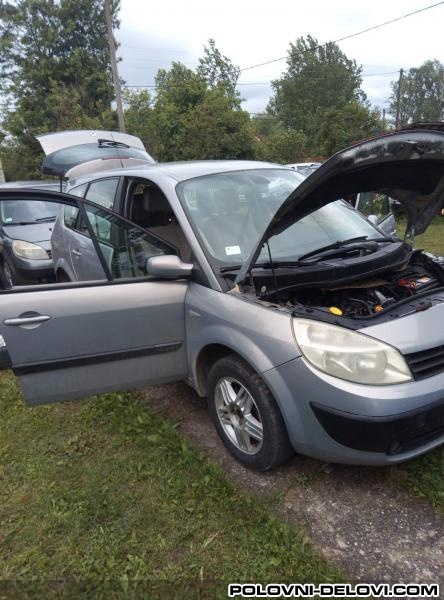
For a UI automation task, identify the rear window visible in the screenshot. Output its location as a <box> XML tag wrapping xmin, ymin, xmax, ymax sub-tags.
<box><xmin>43</xmin><ymin>144</ymin><xmax>152</xmax><ymax>176</ymax></box>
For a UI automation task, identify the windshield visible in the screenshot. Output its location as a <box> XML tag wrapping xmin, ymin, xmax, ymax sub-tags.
<box><xmin>177</xmin><ymin>169</ymin><xmax>383</xmax><ymax>266</ymax></box>
<box><xmin>0</xmin><ymin>200</ymin><xmax>59</xmax><ymax>224</ymax></box>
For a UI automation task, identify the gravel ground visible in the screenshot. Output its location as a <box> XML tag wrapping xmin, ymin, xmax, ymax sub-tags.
<box><xmin>142</xmin><ymin>382</ymin><xmax>444</xmax><ymax>585</ymax></box>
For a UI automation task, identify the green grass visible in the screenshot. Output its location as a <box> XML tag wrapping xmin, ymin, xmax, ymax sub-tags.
<box><xmin>0</xmin><ymin>373</ymin><xmax>343</xmax><ymax>599</ymax></box>
<box><xmin>405</xmin><ymin>216</ymin><xmax>444</xmax><ymax>256</ymax></box>
<box><xmin>392</xmin><ymin>452</ymin><xmax>444</xmax><ymax>511</ymax></box>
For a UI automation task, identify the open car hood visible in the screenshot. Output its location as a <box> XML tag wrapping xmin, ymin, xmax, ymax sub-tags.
<box><xmin>36</xmin><ymin>130</ymin><xmax>155</xmax><ymax>178</ymax></box>
<box><xmin>236</xmin><ymin>128</ymin><xmax>444</xmax><ymax>284</ymax></box>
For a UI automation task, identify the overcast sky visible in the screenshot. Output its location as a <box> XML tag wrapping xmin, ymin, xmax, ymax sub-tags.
<box><xmin>117</xmin><ymin>0</ymin><xmax>444</xmax><ymax>115</ymax></box>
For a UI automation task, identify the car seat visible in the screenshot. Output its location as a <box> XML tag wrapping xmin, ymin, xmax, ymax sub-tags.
<box><xmin>140</xmin><ymin>187</ymin><xmax>192</xmax><ymax>261</ymax></box>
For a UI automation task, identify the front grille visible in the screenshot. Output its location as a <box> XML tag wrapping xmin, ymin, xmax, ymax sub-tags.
<box><xmin>405</xmin><ymin>344</ymin><xmax>444</xmax><ymax>380</ymax></box>
<box><xmin>47</xmin><ymin>249</ymin><xmax>52</xmax><ymax>259</ymax></box>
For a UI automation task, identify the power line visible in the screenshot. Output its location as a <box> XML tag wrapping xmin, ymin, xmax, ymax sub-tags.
<box><xmin>119</xmin><ymin>55</ymin><xmax>199</xmax><ymax>66</ymax></box>
<box><xmin>121</xmin><ymin>69</ymin><xmax>401</xmax><ymax>90</ymax></box>
<box><xmin>123</xmin><ymin>45</ymin><xmax>199</xmax><ymax>56</ymax></box>
<box><xmin>239</xmin><ymin>1</ymin><xmax>444</xmax><ymax>73</ymax></box>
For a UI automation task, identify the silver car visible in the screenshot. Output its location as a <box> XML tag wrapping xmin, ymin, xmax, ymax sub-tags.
<box><xmin>1</xmin><ymin>127</ymin><xmax>444</xmax><ymax>471</ymax></box>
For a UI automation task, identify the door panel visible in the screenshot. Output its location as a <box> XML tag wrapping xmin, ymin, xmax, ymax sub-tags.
<box><xmin>70</xmin><ymin>230</ymin><xmax>106</xmax><ymax>281</ymax></box>
<box><xmin>0</xmin><ymin>280</ymin><xmax>188</xmax><ymax>405</ymax></box>
<box><xmin>0</xmin><ymin>189</ymin><xmax>189</xmax><ymax>406</ymax></box>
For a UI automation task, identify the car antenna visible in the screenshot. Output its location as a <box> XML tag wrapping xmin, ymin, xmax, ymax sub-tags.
<box><xmin>265</xmin><ymin>240</ymin><xmax>281</xmax><ymax>303</ymax></box>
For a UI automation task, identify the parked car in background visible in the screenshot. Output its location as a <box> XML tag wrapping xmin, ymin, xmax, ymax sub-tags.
<box><xmin>287</xmin><ymin>162</ymin><xmax>322</xmax><ymax>176</ymax></box>
<box><xmin>288</xmin><ymin>162</ymin><xmax>397</xmax><ymax>235</ymax></box>
<box><xmin>0</xmin><ymin>130</ymin><xmax>154</xmax><ymax>286</ymax></box>
<box><xmin>0</xmin><ymin>183</ymin><xmax>61</xmax><ymax>285</ymax></box>
<box><xmin>0</xmin><ymin>180</ymin><xmax>64</xmax><ymax>192</ymax></box>
<box><xmin>1</xmin><ymin>128</ymin><xmax>444</xmax><ymax>471</ymax></box>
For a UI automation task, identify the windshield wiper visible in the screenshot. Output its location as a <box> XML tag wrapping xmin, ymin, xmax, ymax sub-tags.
<box><xmin>35</xmin><ymin>216</ymin><xmax>56</xmax><ymax>222</ymax></box>
<box><xmin>98</xmin><ymin>138</ymin><xmax>130</xmax><ymax>149</ymax></box>
<box><xmin>220</xmin><ymin>260</ymin><xmax>304</xmax><ymax>273</ymax></box>
<box><xmin>3</xmin><ymin>221</ymin><xmax>36</xmax><ymax>226</ymax></box>
<box><xmin>220</xmin><ymin>264</ymin><xmax>243</xmax><ymax>273</ymax></box>
<box><xmin>297</xmin><ymin>236</ymin><xmax>395</xmax><ymax>262</ymax></box>
<box><xmin>219</xmin><ymin>236</ymin><xmax>396</xmax><ymax>274</ymax></box>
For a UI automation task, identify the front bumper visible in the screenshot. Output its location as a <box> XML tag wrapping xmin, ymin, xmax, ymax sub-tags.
<box><xmin>13</xmin><ymin>257</ymin><xmax>54</xmax><ymax>283</ymax></box>
<box><xmin>262</xmin><ymin>356</ymin><xmax>444</xmax><ymax>465</ymax></box>
<box><xmin>311</xmin><ymin>400</ymin><xmax>444</xmax><ymax>455</ymax></box>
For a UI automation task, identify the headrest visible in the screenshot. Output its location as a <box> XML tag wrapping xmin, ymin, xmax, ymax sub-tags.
<box><xmin>142</xmin><ymin>187</ymin><xmax>169</xmax><ymax>212</ymax></box>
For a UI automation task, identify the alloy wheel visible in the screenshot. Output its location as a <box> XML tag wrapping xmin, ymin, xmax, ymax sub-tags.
<box><xmin>214</xmin><ymin>377</ymin><xmax>264</xmax><ymax>455</ymax></box>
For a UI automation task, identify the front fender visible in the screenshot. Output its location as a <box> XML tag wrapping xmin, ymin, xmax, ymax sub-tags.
<box><xmin>53</xmin><ymin>256</ymin><xmax>76</xmax><ymax>282</ymax></box>
<box><xmin>185</xmin><ymin>283</ymin><xmax>299</xmax><ymax>391</ymax></box>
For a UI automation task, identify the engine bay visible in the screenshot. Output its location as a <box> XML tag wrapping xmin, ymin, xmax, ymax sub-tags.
<box><xmin>246</xmin><ymin>250</ymin><xmax>444</xmax><ymax>322</ymax></box>
<box><xmin>285</xmin><ymin>267</ymin><xmax>439</xmax><ymax>318</ymax></box>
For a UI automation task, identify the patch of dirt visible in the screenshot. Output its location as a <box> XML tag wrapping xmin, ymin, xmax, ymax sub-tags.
<box><xmin>141</xmin><ymin>382</ymin><xmax>444</xmax><ymax>584</ymax></box>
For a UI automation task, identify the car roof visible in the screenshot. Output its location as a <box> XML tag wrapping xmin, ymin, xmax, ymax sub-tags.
<box><xmin>0</xmin><ymin>180</ymin><xmax>63</xmax><ymax>190</ymax></box>
<box><xmin>67</xmin><ymin>160</ymin><xmax>288</xmax><ymax>188</ymax></box>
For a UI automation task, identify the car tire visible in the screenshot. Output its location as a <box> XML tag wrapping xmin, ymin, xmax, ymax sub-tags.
<box><xmin>207</xmin><ymin>355</ymin><xmax>294</xmax><ymax>471</ymax></box>
<box><xmin>56</xmin><ymin>270</ymin><xmax>71</xmax><ymax>283</ymax></box>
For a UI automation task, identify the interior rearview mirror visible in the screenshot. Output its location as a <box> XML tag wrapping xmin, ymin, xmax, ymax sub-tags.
<box><xmin>146</xmin><ymin>255</ymin><xmax>193</xmax><ymax>279</ymax></box>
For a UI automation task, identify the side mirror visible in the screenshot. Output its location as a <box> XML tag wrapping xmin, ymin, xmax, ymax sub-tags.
<box><xmin>146</xmin><ymin>255</ymin><xmax>193</xmax><ymax>279</ymax></box>
<box><xmin>367</xmin><ymin>214</ymin><xmax>379</xmax><ymax>225</ymax></box>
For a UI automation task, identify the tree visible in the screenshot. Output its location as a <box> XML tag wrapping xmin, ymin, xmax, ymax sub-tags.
<box><xmin>0</xmin><ymin>0</ymin><xmax>118</xmax><ymax>179</ymax></box>
<box><xmin>267</xmin><ymin>35</ymin><xmax>366</xmax><ymax>147</ymax></box>
<box><xmin>316</xmin><ymin>102</ymin><xmax>382</xmax><ymax>157</ymax></box>
<box><xmin>389</xmin><ymin>60</ymin><xmax>444</xmax><ymax>126</ymax></box>
<box><xmin>123</xmin><ymin>89</ymin><xmax>154</xmax><ymax>146</ymax></box>
<box><xmin>251</xmin><ymin>116</ymin><xmax>308</xmax><ymax>163</ymax></box>
<box><xmin>125</xmin><ymin>46</ymin><xmax>255</xmax><ymax>162</ymax></box>
<box><xmin>262</xmin><ymin>129</ymin><xmax>308</xmax><ymax>164</ymax></box>
<box><xmin>197</xmin><ymin>38</ymin><xmax>240</xmax><ymax>101</ymax></box>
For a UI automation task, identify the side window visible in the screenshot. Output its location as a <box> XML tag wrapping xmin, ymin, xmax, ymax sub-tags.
<box><xmin>85</xmin><ymin>178</ymin><xmax>119</xmax><ymax>209</ymax></box>
<box><xmin>356</xmin><ymin>192</ymin><xmax>390</xmax><ymax>218</ymax></box>
<box><xmin>84</xmin><ymin>203</ymin><xmax>177</xmax><ymax>280</ymax></box>
<box><xmin>68</xmin><ymin>183</ymin><xmax>88</xmax><ymax>198</ymax></box>
<box><xmin>63</xmin><ymin>205</ymin><xmax>80</xmax><ymax>229</ymax></box>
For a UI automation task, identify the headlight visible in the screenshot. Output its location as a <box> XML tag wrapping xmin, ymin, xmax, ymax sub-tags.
<box><xmin>292</xmin><ymin>318</ymin><xmax>412</xmax><ymax>385</ymax></box>
<box><xmin>12</xmin><ymin>240</ymin><xmax>49</xmax><ymax>260</ymax></box>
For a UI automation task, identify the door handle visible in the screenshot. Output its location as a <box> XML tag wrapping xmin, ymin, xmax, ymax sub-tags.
<box><xmin>72</xmin><ymin>249</ymin><xmax>82</xmax><ymax>257</ymax></box>
<box><xmin>4</xmin><ymin>315</ymin><xmax>51</xmax><ymax>327</ymax></box>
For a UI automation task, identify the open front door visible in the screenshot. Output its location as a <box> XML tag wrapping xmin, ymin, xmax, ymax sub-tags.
<box><xmin>0</xmin><ymin>190</ymin><xmax>188</xmax><ymax>405</ymax></box>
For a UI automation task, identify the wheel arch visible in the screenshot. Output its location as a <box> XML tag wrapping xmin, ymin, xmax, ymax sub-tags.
<box><xmin>53</xmin><ymin>255</ymin><xmax>75</xmax><ymax>282</ymax></box>
<box><xmin>195</xmin><ymin>343</ymin><xmax>254</xmax><ymax>397</ymax></box>
<box><xmin>192</xmin><ymin>339</ymin><xmax>301</xmax><ymax>454</ymax></box>
<box><xmin>55</xmin><ymin>267</ymin><xmax>71</xmax><ymax>283</ymax></box>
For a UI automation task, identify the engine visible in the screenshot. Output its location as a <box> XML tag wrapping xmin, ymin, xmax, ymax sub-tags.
<box><xmin>285</xmin><ymin>267</ymin><xmax>440</xmax><ymax>318</ymax></box>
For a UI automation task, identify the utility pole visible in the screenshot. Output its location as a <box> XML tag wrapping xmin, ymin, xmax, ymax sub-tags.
<box><xmin>382</xmin><ymin>108</ymin><xmax>386</xmax><ymax>131</ymax></box>
<box><xmin>440</xmin><ymin>68</ymin><xmax>444</xmax><ymax>121</ymax></box>
<box><xmin>395</xmin><ymin>68</ymin><xmax>403</xmax><ymax>129</ymax></box>
<box><xmin>104</xmin><ymin>0</ymin><xmax>125</xmax><ymax>132</ymax></box>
